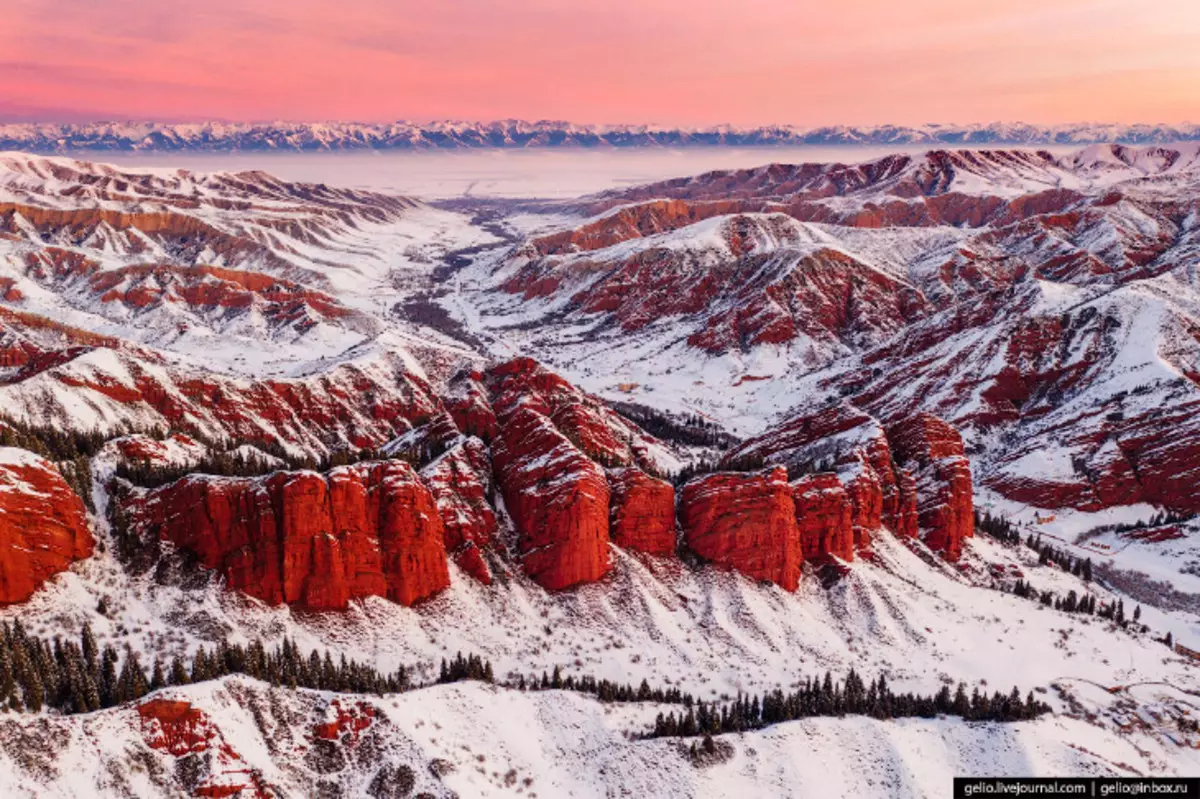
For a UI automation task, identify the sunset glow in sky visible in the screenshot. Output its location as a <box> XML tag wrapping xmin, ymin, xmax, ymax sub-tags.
<box><xmin>3</xmin><ymin>0</ymin><xmax>1199</xmax><ymax>125</ymax></box>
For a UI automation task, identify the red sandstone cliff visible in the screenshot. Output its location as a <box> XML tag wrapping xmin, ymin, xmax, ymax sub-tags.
<box><xmin>607</xmin><ymin>467</ymin><xmax>676</xmax><ymax>556</ymax></box>
<box><xmin>421</xmin><ymin>438</ymin><xmax>498</xmax><ymax>584</ymax></box>
<box><xmin>886</xmin><ymin>414</ymin><xmax>975</xmax><ymax>561</ymax></box>
<box><xmin>679</xmin><ymin>467</ymin><xmax>801</xmax><ymax>591</ymax></box>
<box><xmin>791</xmin><ymin>473</ymin><xmax>855</xmax><ymax>563</ymax></box>
<box><xmin>489</xmin><ymin>406</ymin><xmax>612</xmax><ymax>590</ymax></box>
<box><xmin>0</xmin><ymin>448</ymin><xmax>94</xmax><ymax>604</ymax></box>
<box><xmin>124</xmin><ymin>460</ymin><xmax>449</xmax><ymax>610</ymax></box>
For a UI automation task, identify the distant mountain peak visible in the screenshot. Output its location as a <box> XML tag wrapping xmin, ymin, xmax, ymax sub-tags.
<box><xmin>1</xmin><ymin>120</ymin><xmax>1198</xmax><ymax>152</ymax></box>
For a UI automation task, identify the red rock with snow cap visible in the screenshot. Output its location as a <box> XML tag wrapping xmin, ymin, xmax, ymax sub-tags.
<box><xmin>885</xmin><ymin>414</ymin><xmax>975</xmax><ymax>560</ymax></box>
<box><xmin>791</xmin><ymin>473</ymin><xmax>855</xmax><ymax>562</ymax></box>
<box><xmin>421</xmin><ymin>437</ymin><xmax>498</xmax><ymax>584</ymax></box>
<box><xmin>490</xmin><ymin>405</ymin><xmax>612</xmax><ymax>590</ymax></box>
<box><xmin>679</xmin><ymin>466</ymin><xmax>800</xmax><ymax>591</ymax></box>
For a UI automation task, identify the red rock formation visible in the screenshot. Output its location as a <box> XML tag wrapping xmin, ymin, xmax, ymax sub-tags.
<box><xmin>124</xmin><ymin>461</ymin><xmax>449</xmax><ymax>609</ymax></box>
<box><xmin>886</xmin><ymin>414</ymin><xmax>975</xmax><ymax>560</ymax></box>
<box><xmin>490</xmin><ymin>406</ymin><xmax>612</xmax><ymax>590</ymax></box>
<box><xmin>891</xmin><ymin>466</ymin><xmax>920</xmax><ymax>539</ymax></box>
<box><xmin>137</xmin><ymin>698</ymin><xmax>271</xmax><ymax>799</ymax></box>
<box><xmin>607</xmin><ymin>467</ymin><xmax>676</xmax><ymax>556</ymax></box>
<box><xmin>138</xmin><ymin>699</ymin><xmax>214</xmax><ymax>757</ymax></box>
<box><xmin>679</xmin><ymin>467</ymin><xmax>800</xmax><ymax>591</ymax></box>
<box><xmin>445</xmin><ymin>369</ymin><xmax>498</xmax><ymax>441</ymax></box>
<box><xmin>724</xmin><ymin>402</ymin><xmax>913</xmax><ymax>546</ymax></box>
<box><xmin>484</xmin><ymin>357</ymin><xmax>658</xmax><ymax>470</ymax></box>
<box><xmin>791</xmin><ymin>473</ymin><xmax>855</xmax><ymax>562</ymax></box>
<box><xmin>0</xmin><ymin>448</ymin><xmax>93</xmax><ymax>604</ymax></box>
<box><xmin>312</xmin><ymin>700</ymin><xmax>377</xmax><ymax>743</ymax></box>
<box><xmin>421</xmin><ymin>438</ymin><xmax>497</xmax><ymax>584</ymax></box>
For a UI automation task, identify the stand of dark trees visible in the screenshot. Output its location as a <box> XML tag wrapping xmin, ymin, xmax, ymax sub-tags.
<box><xmin>1025</xmin><ymin>535</ymin><xmax>1093</xmax><ymax>582</ymax></box>
<box><xmin>608</xmin><ymin>401</ymin><xmax>740</xmax><ymax>450</ymax></box>
<box><xmin>973</xmin><ymin>510</ymin><xmax>1094</xmax><ymax>582</ymax></box>
<box><xmin>0</xmin><ymin>622</ymin><xmax>411</xmax><ymax>715</ymax></box>
<box><xmin>975</xmin><ymin>510</ymin><xmax>1022</xmax><ymax>545</ymax></box>
<box><xmin>672</xmin><ymin>454</ymin><xmax>768</xmax><ymax>487</ymax></box>
<box><xmin>646</xmin><ymin>669</ymin><xmax>1050</xmax><ymax>738</ymax></box>
<box><xmin>1</xmin><ymin>626</ymin><xmax>1051</xmax><ymax>742</ymax></box>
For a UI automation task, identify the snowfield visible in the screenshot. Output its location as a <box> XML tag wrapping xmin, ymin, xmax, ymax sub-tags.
<box><xmin>0</xmin><ymin>675</ymin><xmax>1194</xmax><ymax>799</ymax></box>
<box><xmin>1</xmin><ymin>144</ymin><xmax>1199</xmax><ymax>797</ymax></box>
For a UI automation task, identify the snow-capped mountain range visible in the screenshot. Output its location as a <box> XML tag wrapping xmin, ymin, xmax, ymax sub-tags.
<box><xmin>0</xmin><ymin>144</ymin><xmax>1199</xmax><ymax>797</ymax></box>
<box><xmin>1</xmin><ymin>120</ymin><xmax>1199</xmax><ymax>152</ymax></box>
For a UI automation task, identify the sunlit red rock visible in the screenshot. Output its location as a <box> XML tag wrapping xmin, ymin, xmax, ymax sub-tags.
<box><xmin>607</xmin><ymin>467</ymin><xmax>676</xmax><ymax>556</ymax></box>
<box><xmin>679</xmin><ymin>466</ymin><xmax>800</xmax><ymax>591</ymax></box>
<box><xmin>421</xmin><ymin>437</ymin><xmax>498</xmax><ymax>584</ymax></box>
<box><xmin>723</xmin><ymin>402</ymin><xmax>912</xmax><ymax>547</ymax></box>
<box><xmin>0</xmin><ymin>448</ymin><xmax>93</xmax><ymax>605</ymax></box>
<box><xmin>490</xmin><ymin>405</ymin><xmax>612</xmax><ymax>590</ymax></box>
<box><xmin>124</xmin><ymin>461</ymin><xmax>449</xmax><ymax>609</ymax></box>
<box><xmin>791</xmin><ymin>473</ymin><xmax>855</xmax><ymax>562</ymax></box>
<box><xmin>886</xmin><ymin>414</ymin><xmax>975</xmax><ymax>560</ymax></box>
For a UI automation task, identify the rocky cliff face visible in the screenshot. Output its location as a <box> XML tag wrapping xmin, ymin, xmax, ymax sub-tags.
<box><xmin>885</xmin><ymin>414</ymin><xmax>975</xmax><ymax>561</ymax></box>
<box><xmin>489</xmin><ymin>406</ymin><xmax>612</xmax><ymax>590</ymax></box>
<box><xmin>724</xmin><ymin>402</ymin><xmax>914</xmax><ymax>549</ymax></box>
<box><xmin>722</xmin><ymin>404</ymin><xmax>975</xmax><ymax>560</ymax></box>
<box><xmin>679</xmin><ymin>467</ymin><xmax>801</xmax><ymax>591</ymax></box>
<box><xmin>421</xmin><ymin>438</ymin><xmax>498</xmax><ymax>584</ymax></box>
<box><xmin>791</xmin><ymin>473</ymin><xmax>855</xmax><ymax>563</ymax></box>
<box><xmin>124</xmin><ymin>461</ymin><xmax>450</xmax><ymax>610</ymax></box>
<box><xmin>475</xmin><ymin>358</ymin><xmax>683</xmax><ymax>589</ymax></box>
<box><xmin>607</xmin><ymin>467</ymin><xmax>676</xmax><ymax>556</ymax></box>
<box><xmin>0</xmin><ymin>448</ymin><xmax>94</xmax><ymax>604</ymax></box>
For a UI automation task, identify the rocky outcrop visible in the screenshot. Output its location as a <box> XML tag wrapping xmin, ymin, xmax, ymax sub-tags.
<box><xmin>791</xmin><ymin>473</ymin><xmax>855</xmax><ymax>562</ymax></box>
<box><xmin>490</xmin><ymin>406</ymin><xmax>612</xmax><ymax>590</ymax></box>
<box><xmin>125</xmin><ymin>461</ymin><xmax>450</xmax><ymax>609</ymax></box>
<box><xmin>891</xmin><ymin>466</ymin><xmax>920</xmax><ymax>540</ymax></box>
<box><xmin>137</xmin><ymin>697</ymin><xmax>272</xmax><ymax>798</ymax></box>
<box><xmin>886</xmin><ymin>414</ymin><xmax>975</xmax><ymax>560</ymax></box>
<box><xmin>484</xmin><ymin>357</ymin><xmax>662</xmax><ymax>470</ymax></box>
<box><xmin>0</xmin><ymin>448</ymin><xmax>94</xmax><ymax>604</ymax></box>
<box><xmin>679</xmin><ymin>467</ymin><xmax>800</xmax><ymax>591</ymax></box>
<box><xmin>478</xmin><ymin>357</ymin><xmax>682</xmax><ymax>589</ymax></box>
<box><xmin>723</xmin><ymin>402</ymin><xmax>914</xmax><ymax>549</ymax></box>
<box><xmin>0</xmin><ymin>308</ymin><xmax>441</xmax><ymax>460</ymax></box>
<box><xmin>421</xmin><ymin>438</ymin><xmax>497</xmax><ymax>584</ymax></box>
<box><xmin>444</xmin><ymin>370</ymin><xmax>497</xmax><ymax>441</ymax></box>
<box><xmin>607</xmin><ymin>467</ymin><xmax>676</xmax><ymax>556</ymax></box>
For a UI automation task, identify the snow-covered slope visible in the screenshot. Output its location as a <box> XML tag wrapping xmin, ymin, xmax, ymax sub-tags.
<box><xmin>452</xmin><ymin>145</ymin><xmax>1200</xmax><ymax>512</ymax></box>
<box><xmin>0</xmin><ymin>152</ymin><xmax>493</xmax><ymax>376</ymax></box>
<box><xmin>0</xmin><ymin>674</ymin><xmax>1195</xmax><ymax>799</ymax></box>
<box><xmin>1</xmin><ymin>146</ymin><xmax>1199</xmax><ymax>798</ymax></box>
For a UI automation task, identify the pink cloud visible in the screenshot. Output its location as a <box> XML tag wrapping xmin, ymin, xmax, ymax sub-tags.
<box><xmin>1</xmin><ymin>0</ymin><xmax>1197</xmax><ymax>124</ymax></box>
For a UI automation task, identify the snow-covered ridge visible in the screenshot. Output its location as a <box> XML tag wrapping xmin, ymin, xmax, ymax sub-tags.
<box><xmin>2</xmin><ymin>120</ymin><xmax>1199</xmax><ymax>152</ymax></box>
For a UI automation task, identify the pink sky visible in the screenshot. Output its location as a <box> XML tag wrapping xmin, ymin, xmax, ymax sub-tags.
<box><xmin>2</xmin><ymin>0</ymin><xmax>1198</xmax><ymax>125</ymax></box>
